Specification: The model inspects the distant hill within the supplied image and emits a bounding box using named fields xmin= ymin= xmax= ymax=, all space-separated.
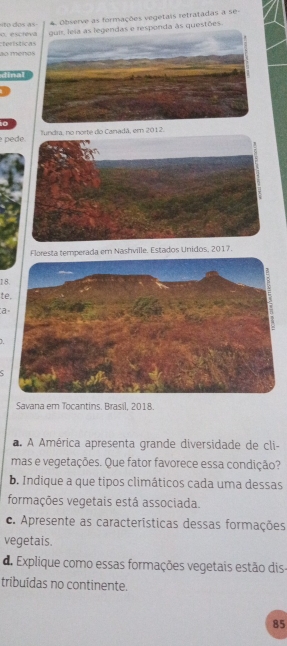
xmin=28 ymin=271 xmax=264 ymax=308
xmin=97 ymin=156 xmax=253 ymax=170
xmin=48 ymin=54 xmax=244 ymax=70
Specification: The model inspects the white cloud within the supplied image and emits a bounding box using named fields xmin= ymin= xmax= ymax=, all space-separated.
xmin=48 ymin=30 xmax=243 ymax=64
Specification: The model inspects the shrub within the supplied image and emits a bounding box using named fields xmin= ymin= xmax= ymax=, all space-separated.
xmin=132 ymin=296 xmax=163 ymax=318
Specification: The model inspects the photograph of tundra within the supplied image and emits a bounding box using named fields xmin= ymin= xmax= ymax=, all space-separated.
xmin=33 ymin=136 xmax=259 ymax=241
xmin=43 ymin=30 xmax=248 ymax=122
xmin=19 ymin=258 xmax=274 ymax=394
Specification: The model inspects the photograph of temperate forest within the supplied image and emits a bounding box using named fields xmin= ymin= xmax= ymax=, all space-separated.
xmin=19 ymin=258 xmax=274 ymax=394
xmin=0 ymin=154 xmax=24 ymax=270
xmin=33 ymin=136 xmax=259 ymax=241
xmin=43 ymin=30 xmax=248 ymax=122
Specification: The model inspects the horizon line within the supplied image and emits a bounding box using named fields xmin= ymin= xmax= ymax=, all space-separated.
xmin=29 ymin=271 xmax=264 ymax=290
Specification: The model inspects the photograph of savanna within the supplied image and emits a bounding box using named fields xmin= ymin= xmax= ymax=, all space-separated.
xmin=0 ymin=154 xmax=24 ymax=270
xmin=20 ymin=258 xmax=274 ymax=394
xmin=43 ymin=30 xmax=248 ymax=122
xmin=33 ymin=136 xmax=259 ymax=241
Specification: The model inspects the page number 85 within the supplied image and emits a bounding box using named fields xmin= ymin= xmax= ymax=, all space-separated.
xmin=266 ymin=611 xmax=287 ymax=639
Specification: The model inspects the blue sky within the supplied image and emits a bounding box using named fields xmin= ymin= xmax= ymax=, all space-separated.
xmin=48 ymin=30 xmax=243 ymax=64
xmin=29 ymin=258 xmax=265 ymax=290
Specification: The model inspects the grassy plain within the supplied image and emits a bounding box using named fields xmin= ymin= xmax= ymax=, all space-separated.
xmin=43 ymin=59 xmax=248 ymax=122
xmin=20 ymin=271 xmax=274 ymax=394
xmin=33 ymin=156 xmax=259 ymax=241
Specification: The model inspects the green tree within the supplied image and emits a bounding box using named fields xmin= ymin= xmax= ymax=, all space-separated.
xmin=132 ymin=296 xmax=163 ymax=318
xmin=0 ymin=154 xmax=24 ymax=269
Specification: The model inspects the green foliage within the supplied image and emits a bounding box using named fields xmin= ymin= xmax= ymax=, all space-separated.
xmin=30 ymin=299 xmax=89 ymax=318
xmin=19 ymin=371 xmax=58 ymax=393
xmin=68 ymin=301 xmax=86 ymax=313
xmin=19 ymin=369 xmax=113 ymax=393
xmin=35 ymin=159 xmax=259 ymax=241
xmin=146 ymin=367 xmax=165 ymax=392
xmin=0 ymin=200 xmax=19 ymax=269
xmin=71 ymin=371 xmax=112 ymax=393
xmin=127 ymin=383 xmax=141 ymax=393
xmin=132 ymin=296 xmax=163 ymax=318
xmin=0 ymin=154 xmax=24 ymax=269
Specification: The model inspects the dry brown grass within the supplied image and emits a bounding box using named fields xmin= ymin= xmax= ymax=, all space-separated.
xmin=20 ymin=293 xmax=274 ymax=394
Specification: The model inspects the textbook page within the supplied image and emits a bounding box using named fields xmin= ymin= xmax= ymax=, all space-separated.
xmin=0 ymin=0 xmax=287 ymax=644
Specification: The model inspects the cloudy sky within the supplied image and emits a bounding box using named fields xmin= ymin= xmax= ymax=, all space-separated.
xmin=48 ymin=30 xmax=243 ymax=64
xmin=82 ymin=135 xmax=252 ymax=161
xmin=29 ymin=259 xmax=265 ymax=290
